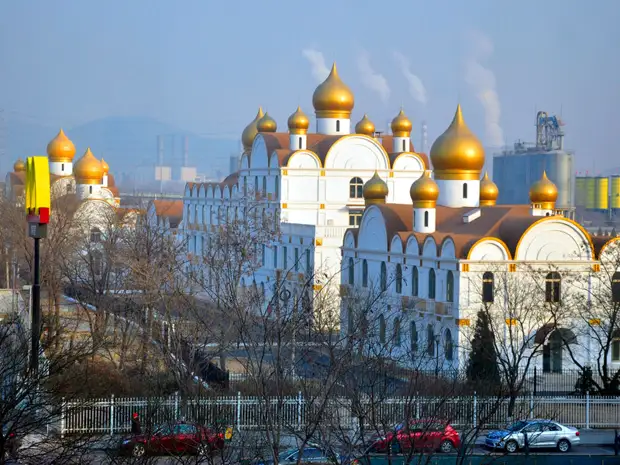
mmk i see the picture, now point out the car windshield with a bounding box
[507,421,529,432]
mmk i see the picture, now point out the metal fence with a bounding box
[60,392,620,436]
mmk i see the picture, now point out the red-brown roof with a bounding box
[151,200,184,228]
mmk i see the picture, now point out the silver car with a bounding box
[485,419,580,453]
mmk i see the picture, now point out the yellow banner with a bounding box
[25,156,51,217]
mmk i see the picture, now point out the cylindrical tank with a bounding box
[585,177,596,210]
[611,176,620,210]
[594,176,609,210]
[575,176,586,207]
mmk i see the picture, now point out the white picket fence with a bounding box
[59,393,620,436]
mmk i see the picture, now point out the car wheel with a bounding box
[439,440,454,453]
[557,439,571,453]
[197,443,210,456]
[132,443,146,457]
[505,440,518,453]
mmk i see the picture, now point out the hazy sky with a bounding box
[1,0,618,173]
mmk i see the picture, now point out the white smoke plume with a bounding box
[302,48,330,83]
[464,30,504,147]
[356,51,391,103]
[392,51,427,105]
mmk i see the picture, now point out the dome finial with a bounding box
[74,147,104,184]
[355,114,375,136]
[257,112,277,133]
[312,62,354,119]
[47,128,76,163]
[288,107,309,135]
[430,104,485,181]
[529,170,558,209]
[479,171,499,206]
[410,170,439,208]
[241,107,265,150]
[391,108,412,137]
[13,158,26,172]
[363,171,389,206]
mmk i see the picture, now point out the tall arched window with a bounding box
[402,139,406,152]
[262,177,267,196]
[394,318,401,347]
[428,268,436,299]
[349,177,364,199]
[254,176,259,195]
[274,176,280,199]
[426,324,435,356]
[411,266,419,296]
[410,321,418,353]
[482,271,495,303]
[362,260,369,288]
[612,272,620,303]
[347,308,354,335]
[424,211,429,227]
[336,120,341,132]
[395,264,403,294]
[379,314,386,344]
[545,272,561,303]
[348,257,355,285]
[298,137,302,149]
[446,271,454,302]
[463,183,468,199]
[444,329,454,361]
[380,262,387,292]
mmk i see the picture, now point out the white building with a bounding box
[341,106,620,375]
[182,63,429,324]
[5,129,122,232]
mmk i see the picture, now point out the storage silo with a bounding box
[575,176,586,207]
[611,176,620,210]
[585,177,596,210]
[594,176,609,210]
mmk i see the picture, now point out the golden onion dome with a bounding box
[479,171,499,206]
[241,107,264,150]
[312,62,354,119]
[73,148,104,185]
[46,128,76,163]
[391,109,412,137]
[430,104,485,180]
[410,170,439,208]
[363,171,389,205]
[13,158,26,172]
[256,112,277,133]
[100,158,110,174]
[287,106,310,135]
[355,114,375,136]
[529,171,558,208]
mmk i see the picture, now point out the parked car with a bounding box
[485,419,580,453]
[119,420,232,457]
[369,420,460,454]
[251,445,353,465]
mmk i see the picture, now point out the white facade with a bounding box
[341,204,620,375]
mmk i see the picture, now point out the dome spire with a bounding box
[529,170,558,212]
[13,158,26,173]
[257,112,277,133]
[363,171,389,206]
[410,170,439,208]
[312,61,354,120]
[241,107,265,151]
[479,171,499,206]
[355,114,375,136]
[288,106,309,135]
[47,128,76,163]
[74,147,104,184]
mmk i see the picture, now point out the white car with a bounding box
[485,419,580,453]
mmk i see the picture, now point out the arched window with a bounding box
[66,184,71,194]
[61,163,65,171]
[426,324,435,356]
[446,271,454,302]
[395,264,403,294]
[348,257,355,285]
[424,211,429,227]
[402,139,406,152]
[444,329,454,361]
[411,266,419,296]
[90,228,102,243]
[362,260,368,287]
[545,272,561,303]
[261,282,265,298]
[410,321,418,353]
[298,137,302,149]
[274,176,280,199]
[336,120,341,132]
[243,177,248,195]
[89,186,93,194]
[394,317,401,346]
[379,314,386,344]
[349,177,364,199]
[262,177,267,195]
[612,272,620,303]
[428,268,436,299]
[463,183,468,199]
[254,176,259,195]
[482,271,495,303]
[348,308,354,335]
[380,262,387,292]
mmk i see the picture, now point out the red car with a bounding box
[370,420,460,454]
[119,421,232,457]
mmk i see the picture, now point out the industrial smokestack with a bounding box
[183,136,189,167]
[157,135,164,166]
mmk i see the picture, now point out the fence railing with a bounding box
[60,392,620,436]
